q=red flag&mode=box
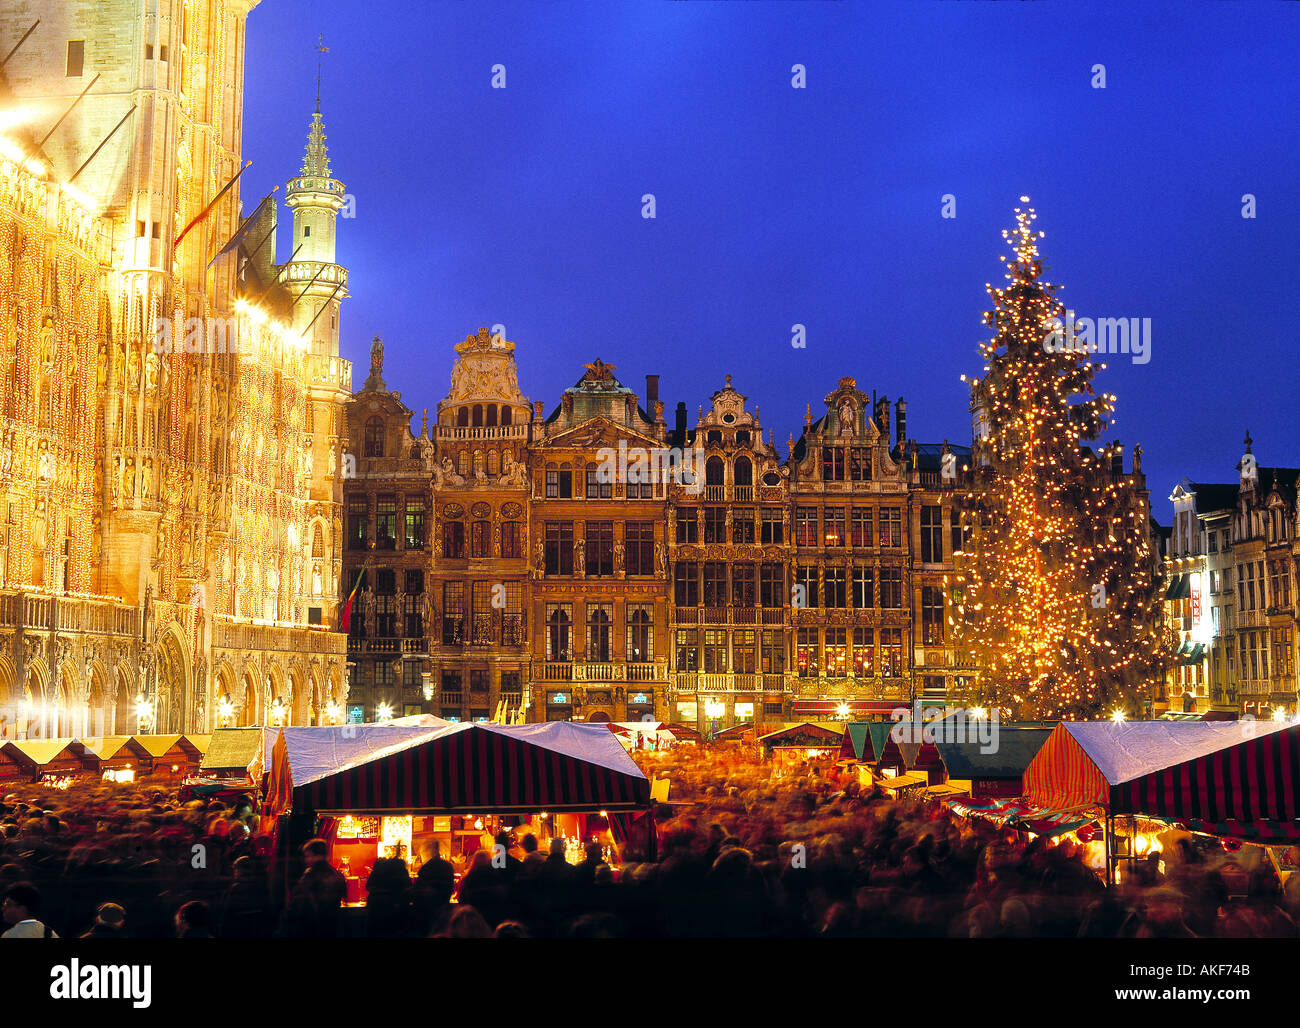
[341,567,365,632]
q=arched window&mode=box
[734,456,753,486]
[547,607,571,662]
[487,450,499,477]
[627,606,653,663]
[501,406,513,426]
[706,456,725,486]
[365,417,384,457]
[486,405,498,427]
[457,450,470,477]
[472,404,483,427]
[473,450,485,478]
[587,605,613,662]
[456,407,469,427]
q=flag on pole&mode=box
[174,161,250,253]
[341,567,366,632]
[207,187,277,269]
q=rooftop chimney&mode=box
[674,401,688,446]
[645,374,659,407]
[895,398,907,453]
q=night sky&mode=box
[240,2,1298,517]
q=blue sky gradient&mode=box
[240,1,1298,515]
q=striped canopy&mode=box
[294,721,650,815]
[1024,720,1298,820]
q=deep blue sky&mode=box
[241,2,1298,519]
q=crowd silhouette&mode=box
[2,745,1298,938]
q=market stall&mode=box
[933,725,1053,799]
[77,736,151,782]
[131,734,205,777]
[285,721,653,904]
[757,721,845,770]
[0,739,88,785]
[1023,719,1298,882]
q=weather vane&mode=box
[315,34,329,112]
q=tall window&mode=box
[760,563,784,607]
[348,500,367,550]
[442,520,465,559]
[501,521,522,558]
[795,508,818,547]
[546,605,572,661]
[703,562,727,606]
[404,500,424,549]
[676,630,699,671]
[627,604,654,662]
[761,510,784,545]
[472,583,496,642]
[625,522,653,575]
[849,447,872,482]
[880,508,902,548]
[704,507,727,544]
[703,630,727,673]
[853,628,874,676]
[586,463,611,499]
[546,463,573,498]
[470,520,491,558]
[676,509,698,543]
[825,629,847,676]
[880,627,904,677]
[761,630,785,673]
[852,565,874,608]
[920,506,943,563]
[824,566,847,608]
[442,582,464,645]
[823,508,846,548]
[822,447,845,481]
[545,522,574,576]
[365,418,384,457]
[797,629,819,677]
[404,570,424,638]
[732,563,756,605]
[880,567,903,609]
[921,585,944,644]
[796,566,819,608]
[375,497,396,549]
[586,522,614,576]
[674,562,699,606]
[587,604,614,662]
[732,509,755,544]
[733,630,756,673]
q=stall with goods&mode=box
[274,721,653,905]
[1023,719,1299,882]
[77,736,152,782]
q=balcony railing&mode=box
[733,485,754,502]
[543,662,574,681]
[435,424,530,441]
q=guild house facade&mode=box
[0,1,349,739]
[344,332,975,734]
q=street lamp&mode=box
[376,702,393,722]
[1110,708,1127,724]
[217,694,235,727]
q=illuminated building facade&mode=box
[1164,441,1300,718]
[343,344,971,731]
[0,1,349,739]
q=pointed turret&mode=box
[283,101,349,359]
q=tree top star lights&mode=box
[949,199,1163,720]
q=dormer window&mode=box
[364,417,384,457]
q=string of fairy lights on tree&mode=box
[948,198,1163,721]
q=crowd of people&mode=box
[2,745,1299,938]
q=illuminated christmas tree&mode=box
[949,198,1163,720]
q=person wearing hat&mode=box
[80,903,128,939]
